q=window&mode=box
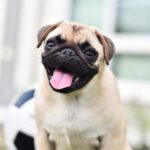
[71,0,104,28]
[116,0,150,33]
[113,54,150,81]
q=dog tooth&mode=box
[74,76,80,82]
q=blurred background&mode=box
[0,0,150,150]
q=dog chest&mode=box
[43,98,112,149]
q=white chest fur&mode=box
[42,95,113,150]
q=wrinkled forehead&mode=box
[46,22,100,46]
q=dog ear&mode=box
[37,21,62,48]
[95,30,115,65]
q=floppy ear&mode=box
[95,30,115,65]
[37,21,62,48]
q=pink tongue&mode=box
[50,69,74,90]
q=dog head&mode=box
[37,21,115,93]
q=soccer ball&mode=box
[4,85,37,150]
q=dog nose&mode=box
[61,48,76,57]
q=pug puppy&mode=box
[35,21,131,150]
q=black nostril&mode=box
[62,50,67,56]
[70,51,74,56]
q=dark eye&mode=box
[84,49,97,57]
[85,50,95,57]
[84,49,98,62]
[45,40,56,50]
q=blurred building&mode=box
[0,0,150,149]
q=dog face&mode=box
[37,21,115,93]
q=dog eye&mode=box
[84,49,98,61]
[84,49,97,57]
[85,50,95,57]
[45,40,56,50]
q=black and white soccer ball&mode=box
[4,85,37,150]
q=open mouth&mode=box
[45,66,91,93]
[49,67,78,89]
